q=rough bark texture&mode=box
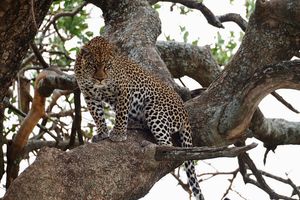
[186,0,300,146]
[4,132,179,200]
[0,0,53,101]
[2,0,300,199]
[156,41,221,87]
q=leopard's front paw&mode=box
[92,133,110,143]
[109,130,127,142]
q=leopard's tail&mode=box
[184,160,204,200]
[180,123,204,200]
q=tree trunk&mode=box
[0,0,53,101]
[2,0,300,199]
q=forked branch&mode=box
[238,152,298,200]
[226,60,300,140]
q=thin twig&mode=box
[30,0,38,31]
[170,171,191,196]
[178,78,187,88]
[217,13,248,31]
[43,2,88,33]
[271,91,300,114]
[2,98,57,140]
[238,152,297,200]
[221,169,239,199]
[258,171,300,199]
[29,42,49,69]
[158,0,224,28]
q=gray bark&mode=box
[2,0,300,199]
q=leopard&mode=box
[74,36,204,200]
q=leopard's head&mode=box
[75,36,118,85]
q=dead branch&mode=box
[6,67,72,188]
[37,69,77,96]
[171,170,192,198]
[48,109,75,118]
[259,170,300,199]
[271,91,300,114]
[221,169,239,199]
[155,142,257,161]
[238,152,297,200]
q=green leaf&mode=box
[192,39,199,46]
[165,34,174,41]
[183,31,189,43]
[179,26,186,33]
[211,31,238,66]
[85,31,93,37]
[99,26,105,35]
[178,6,192,15]
[245,0,255,19]
[152,4,161,10]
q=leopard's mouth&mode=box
[93,74,107,83]
[94,77,108,85]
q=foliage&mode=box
[211,31,238,66]
[3,0,98,147]
[40,0,94,69]
[245,0,255,19]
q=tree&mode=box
[1,0,300,199]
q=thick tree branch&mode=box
[186,0,300,147]
[4,132,181,200]
[157,41,221,87]
[4,131,256,200]
[24,139,80,153]
[224,60,300,140]
[37,69,77,97]
[251,110,300,147]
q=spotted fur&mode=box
[74,36,204,200]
